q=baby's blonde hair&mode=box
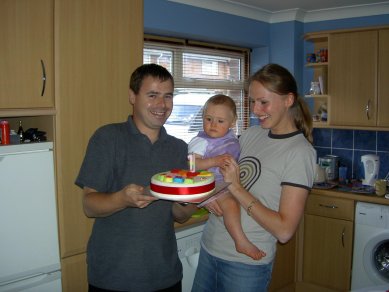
[202,94,237,120]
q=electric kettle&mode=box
[361,154,380,186]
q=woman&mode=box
[192,63,316,291]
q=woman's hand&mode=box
[220,157,240,185]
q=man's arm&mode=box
[83,185,158,218]
[172,203,199,224]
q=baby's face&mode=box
[202,103,235,138]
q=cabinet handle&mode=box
[319,203,338,209]
[365,99,371,120]
[341,227,345,248]
[40,59,46,96]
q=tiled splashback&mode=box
[313,128,389,181]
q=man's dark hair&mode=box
[130,63,174,94]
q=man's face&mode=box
[129,76,174,133]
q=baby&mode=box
[188,94,265,260]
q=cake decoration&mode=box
[150,169,216,202]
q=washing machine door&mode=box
[364,234,389,284]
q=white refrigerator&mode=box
[0,142,62,291]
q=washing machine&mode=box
[351,202,389,290]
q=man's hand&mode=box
[204,200,223,216]
[121,184,158,208]
[83,185,158,218]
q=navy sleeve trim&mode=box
[281,182,312,191]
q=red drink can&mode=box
[0,120,10,145]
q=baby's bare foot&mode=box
[236,241,266,260]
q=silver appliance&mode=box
[176,223,204,292]
[0,142,62,291]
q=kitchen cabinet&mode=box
[377,29,389,126]
[301,194,354,291]
[304,33,330,127]
[61,254,88,292]
[305,26,389,129]
[329,30,378,127]
[0,0,54,109]
[54,0,143,290]
[269,235,298,291]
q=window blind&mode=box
[144,35,250,143]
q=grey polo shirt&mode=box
[75,116,188,291]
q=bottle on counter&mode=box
[0,120,10,145]
[17,120,24,143]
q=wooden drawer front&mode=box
[306,194,354,220]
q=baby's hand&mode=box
[213,154,233,167]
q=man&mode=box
[76,64,198,292]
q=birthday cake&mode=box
[150,169,215,202]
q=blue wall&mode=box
[144,0,269,48]
[313,129,389,181]
[144,0,389,90]
[144,0,389,180]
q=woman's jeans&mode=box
[192,247,273,292]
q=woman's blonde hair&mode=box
[249,63,313,143]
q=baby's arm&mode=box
[194,153,232,171]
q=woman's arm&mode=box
[220,157,308,243]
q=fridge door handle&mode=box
[0,272,46,287]
[0,270,61,290]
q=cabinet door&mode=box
[61,253,88,292]
[329,31,377,126]
[55,0,143,259]
[268,235,297,291]
[0,0,54,109]
[303,214,353,291]
[378,29,389,127]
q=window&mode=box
[144,36,250,143]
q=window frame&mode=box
[144,35,251,141]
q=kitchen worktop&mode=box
[174,214,209,230]
[311,187,389,205]
[174,187,389,231]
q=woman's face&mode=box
[249,80,295,134]
[202,103,235,138]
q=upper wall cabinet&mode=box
[0,0,54,109]
[377,29,389,127]
[305,26,389,129]
[328,30,378,127]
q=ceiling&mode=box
[222,0,389,12]
[169,0,389,23]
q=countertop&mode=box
[311,187,389,205]
[174,187,389,231]
[174,214,209,231]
